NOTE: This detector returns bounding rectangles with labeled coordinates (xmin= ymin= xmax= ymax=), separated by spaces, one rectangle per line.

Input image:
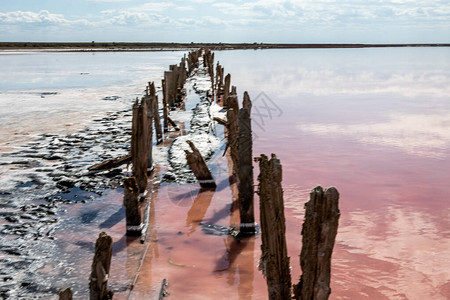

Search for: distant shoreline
xmin=0 ymin=42 xmax=449 ymax=52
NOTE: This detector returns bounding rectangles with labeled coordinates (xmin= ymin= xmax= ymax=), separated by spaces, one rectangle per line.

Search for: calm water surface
xmin=213 ymin=48 xmax=450 ymax=299
xmin=1 ymin=48 xmax=449 ymax=299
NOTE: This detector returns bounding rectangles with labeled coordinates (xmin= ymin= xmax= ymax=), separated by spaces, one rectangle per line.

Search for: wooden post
xmin=293 ymin=186 xmax=340 ymax=300
xmin=224 ymin=73 xmax=231 ymax=106
xmin=89 ymin=232 xmax=113 ymax=300
xmin=150 ymin=82 xmax=163 ymax=143
xmin=131 ymin=99 xmax=148 ymax=195
xmin=164 ymin=71 xmax=173 ymax=108
xmin=231 ymin=85 xmax=237 ymax=96
xmin=227 ymin=94 xmax=240 ymax=176
xmin=162 ymin=79 xmax=169 ymax=132
xmin=58 ymin=287 xmax=73 ymax=300
xmin=237 ymin=107 xmax=255 ymax=235
xmin=215 ymin=62 xmax=221 ymax=91
xmin=185 ymin=140 xmax=216 ymax=188
xmin=123 ymin=177 xmax=143 ymax=236
xmin=243 ymin=91 xmax=252 ymax=115
xmin=145 ymin=95 xmax=153 ymax=173
xmin=256 ymin=154 xmax=291 ymax=300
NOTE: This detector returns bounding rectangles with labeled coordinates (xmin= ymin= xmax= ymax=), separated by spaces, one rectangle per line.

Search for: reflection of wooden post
xmin=89 ymin=232 xmax=113 ymax=300
xmin=294 ymin=186 xmax=340 ymax=300
xmin=257 ymin=154 xmax=291 ymax=300
xmin=131 ymin=99 xmax=148 ymax=194
xmin=58 ymin=287 xmax=72 ymax=300
xmin=185 ymin=140 xmax=216 ymax=188
xmin=123 ymin=177 xmax=143 ymax=236
xmin=237 ymin=107 xmax=255 ymax=235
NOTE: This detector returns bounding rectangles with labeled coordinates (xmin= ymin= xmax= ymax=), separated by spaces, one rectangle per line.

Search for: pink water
xmin=128 ymin=48 xmax=450 ymax=299
xmin=4 ymin=48 xmax=449 ymax=299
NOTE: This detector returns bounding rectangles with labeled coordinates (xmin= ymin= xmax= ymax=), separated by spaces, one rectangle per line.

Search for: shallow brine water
xmin=1 ymin=48 xmax=450 ymax=299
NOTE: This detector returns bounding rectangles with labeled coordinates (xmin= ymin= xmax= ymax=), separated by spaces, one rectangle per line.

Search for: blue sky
xmin=0 ymin=0 xmax=449 ymax=43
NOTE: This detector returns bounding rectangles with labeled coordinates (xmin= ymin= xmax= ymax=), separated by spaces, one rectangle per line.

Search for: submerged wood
xmin=294 ymin=186 xmax=340 ymax=300
xmin=89 ymin=232 xmax=113 ymax=300
xmin=131 ymin=99 xmax=148 ymax=194
xmin=158 ymin=278 xmax=169 ymax=300
xmin=237 ymin=107 xmax=255 ymax=235
xmin=167 ymin=117 xmax=180 ymax=131
xmin=58 ymin=287 xmax=73 ymax=300
xmin=88 ymin=154 xmax=131 ymax=172
xmin=257 ymin=154 xmax=292 ymax=300
xmin=185 ymin=140 xmax=216 ymax=188
xmin=123 ymin=177 xmax=143 ymax=236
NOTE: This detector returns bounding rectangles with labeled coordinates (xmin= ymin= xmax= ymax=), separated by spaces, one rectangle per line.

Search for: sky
xmin=0 ymin=0 xmax=449 ymax=43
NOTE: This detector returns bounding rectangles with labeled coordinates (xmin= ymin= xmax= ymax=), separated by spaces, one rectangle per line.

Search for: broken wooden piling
xmin=223 ymin=74 xmax=231 ymax=106
xmin=237 ymin=106 xmax=255 ymax=235
xmin=185 ymin=140 xmax=216 ymax=188
xmin=293 ymin=186 xmax=340 ymax=300
xmin=123 ymin=177 xmax=143 ymax=236
xmin=89 ymin=232 xmax=113 ymax=300
xmin=243 ymin=91 xmax=252 ymax=114
xmin=131 ymin=99 xmax=148 ymax=195
xmin=58 ymin=287 xmax=73 ymax=300
xmin=256 ymin=154 xmax=292 ymax=300
xmin=161 ymin=78 xmax=169 ymax=132
xmin=149 ymin=82 xmax=163 ymax=144
xmin=227 ymin=94 xmax=240 ymax=176
xmin=144 ymin=96 xmax=153 ymax=174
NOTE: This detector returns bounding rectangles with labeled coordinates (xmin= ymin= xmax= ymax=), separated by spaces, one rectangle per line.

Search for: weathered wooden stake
xmin=89 ymin=232 xmax=113 ymax=300
xmin=227 ymin=94 xmax=240 ymax=175
xmin=131 ymin=99 xmax=148 ymax=195
xmin=256 ymin=154 xmax=292 ymax=300
xmin=164 ymin=70 xmax=174 ymax=108
xmin=185 ymin=140 xmax=216 ymax=188
xmin=293 ymin=186 xmax=340 ymax=300
xmin=223 ymin=73 xmax=231 ymax=106
xmin=231 ymin=85 xmax=237 ymax=96
xmin=237 ymin=107 xmax=255 ymax=235
xmin=144 ymin=95 xmax=153 ymax=173
xmin=243 ymin=91 xmax=252 ymax=114
xmin=162 ymin=79 xmax=169 ymax=132
xmin=123 ymin=177 xmax=143 ymax=236
xmin=149 ymin=82 xmax=163 ymax=143
xmin=58 ymin=287 xmax=73 ymax=300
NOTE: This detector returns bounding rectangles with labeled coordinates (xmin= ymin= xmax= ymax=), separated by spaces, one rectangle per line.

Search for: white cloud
xmin=0 ymin=0 xmax=449 ymax=42
xmin=127 ymin=2 xmax=175 ymax=12
xmin=0 ymin=10 xmax=67 ymax=25
xmin=175 ymin=6 xmax=195 ymax=11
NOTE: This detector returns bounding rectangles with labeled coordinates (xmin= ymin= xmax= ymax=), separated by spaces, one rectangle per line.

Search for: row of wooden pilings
xmin=59 ymin=48 xmax=340 ymax=300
